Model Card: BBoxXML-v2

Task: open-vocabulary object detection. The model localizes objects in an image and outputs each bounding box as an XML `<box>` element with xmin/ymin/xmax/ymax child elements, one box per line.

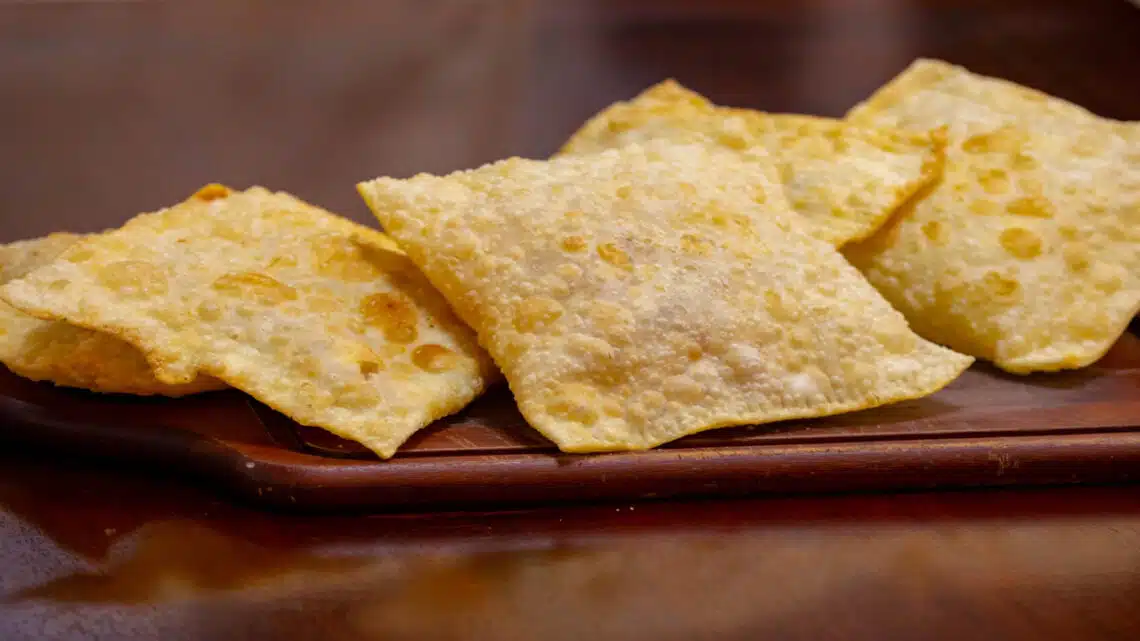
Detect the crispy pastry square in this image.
<box><xmin>846</xmin><ymin>59</ymin><xmax>1140</xmax><ymax>373</ymax></box>
<box><xmin>560</xmin><ymin>79</ymin><xmax>944</xmax><ymax>247</ymax></box>
<box><xmin>1</xmin><ymin>186</ymin><xmax>496</xmax><ymax>458</ymax></box>
<box><xmin>360</xmin><ymin>142</ymin><xmax>972</xmax><ymax>452</ymax></box>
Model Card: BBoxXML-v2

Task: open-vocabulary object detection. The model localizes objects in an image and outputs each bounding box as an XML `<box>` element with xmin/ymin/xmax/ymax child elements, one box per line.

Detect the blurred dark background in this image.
<box><xmin>1</xmin><ymin>0</ymin><xmax>1138</xmax><ymax>241</ymax></box>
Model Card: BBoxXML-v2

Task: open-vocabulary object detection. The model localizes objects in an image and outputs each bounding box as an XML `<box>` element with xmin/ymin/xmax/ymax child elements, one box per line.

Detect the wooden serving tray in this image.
<box><xmin>1</xmin><ymin>327</ymin><xmax>1139</xmax><ymax>511</ymax></box>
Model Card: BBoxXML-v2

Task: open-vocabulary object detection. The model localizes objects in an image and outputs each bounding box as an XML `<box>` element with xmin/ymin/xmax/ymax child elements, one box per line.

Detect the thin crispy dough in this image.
<box><xmin>1</xmin><ymin>186</ymin><xmax>497</xmax><ymax>458</ymax></box>
<box><xmin>559</xmin><ymin>79</ymin><xmax>945</xmax><ymax>246</ymax></box>
<box><xmin>846</xmin><ymin>59</ymin><xmax>1140</xmax><ymax>373</ymax></box>
<box><xmin>0</xmin><ymin>233</ymin><xmax>225</xmax><ymax>396</ymax></box>
<box><xmin>359</xmin><ymin>141</ymin><xmax>972</xmax><ymax>453</ymax></box>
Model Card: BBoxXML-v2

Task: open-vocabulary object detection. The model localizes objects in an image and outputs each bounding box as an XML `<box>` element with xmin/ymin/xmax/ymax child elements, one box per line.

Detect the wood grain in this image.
<box><xmin>1</xmin><ymin>0</ymin><xmax>1139</xmax><ymax>639</ymax></box>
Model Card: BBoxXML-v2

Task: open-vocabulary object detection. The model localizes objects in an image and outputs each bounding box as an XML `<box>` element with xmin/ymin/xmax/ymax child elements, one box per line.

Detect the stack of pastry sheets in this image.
<box><xmin>1</xmin><ymin>59</ymin><xmax>1135</xmax><ymax>459</ymax></box>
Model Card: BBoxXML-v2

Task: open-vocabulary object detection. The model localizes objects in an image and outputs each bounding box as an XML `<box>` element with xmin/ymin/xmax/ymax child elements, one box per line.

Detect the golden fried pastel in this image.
<box><xmin>1</xmin><ymin>185</ymin><xmax>497</xmax><ymax>458</ymax></box>
<box><xmin>0</xmin><ymin>232</ymin><xmax>225</xmax><ymax>396</ymax></box>
<box><xmin>360</xmin><ymin>141</ymin><xmax>972</xmax><ymax>453</ymax></box>
<box><xmin>560</xmin><ymin>79</ymin><xmax>945</xmax><ymax>246</ymax></box>
<box><xmin>846</xmin><ymin>59</ymin><xmax>1140</xmax><ymax>373</ymax></box>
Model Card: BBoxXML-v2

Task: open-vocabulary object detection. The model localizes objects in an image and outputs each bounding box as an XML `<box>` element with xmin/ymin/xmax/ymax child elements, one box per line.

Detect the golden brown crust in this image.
<box><xmin>0</xmin><ymin>234</ymin><xmax>226</xmax><ymax>396</ymax></box>
<box><xmin>845</xmin><ymin>59</ymin><xmax>1140</xmax><ymax>373</ymax></box>
<box><xmin>560</xmin><ymin>79</ymin><xmax>944</xmax><ymax>247</ymax></box>
<box><xmin>1</xmin><ymin>187</ymin><xmax>495</xmax><ymax>457</ymax></box>
<box><xmin>361</xmin><ymin>141</ymin><xmax>972</xmax><ymax>453</ymax></box>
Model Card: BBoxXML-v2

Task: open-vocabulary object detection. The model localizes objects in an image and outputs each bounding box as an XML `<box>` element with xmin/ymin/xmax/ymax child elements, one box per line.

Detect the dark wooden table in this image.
<box><xmin>1</xmin><ymin>1</ymin><xmax>1139</xmax><ymax>639</ymax></box>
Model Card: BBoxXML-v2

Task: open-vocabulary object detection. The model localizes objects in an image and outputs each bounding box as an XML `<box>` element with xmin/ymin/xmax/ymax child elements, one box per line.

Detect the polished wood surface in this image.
<box><xmin>3</xmin><ymin>455</ymin><xmax>1140</xmax><ymax>640</ymax></box>
<box><xmin>2</xmin><ymin>0</ymin><xmax>1140</xmax><ymax>639</ymax></box>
